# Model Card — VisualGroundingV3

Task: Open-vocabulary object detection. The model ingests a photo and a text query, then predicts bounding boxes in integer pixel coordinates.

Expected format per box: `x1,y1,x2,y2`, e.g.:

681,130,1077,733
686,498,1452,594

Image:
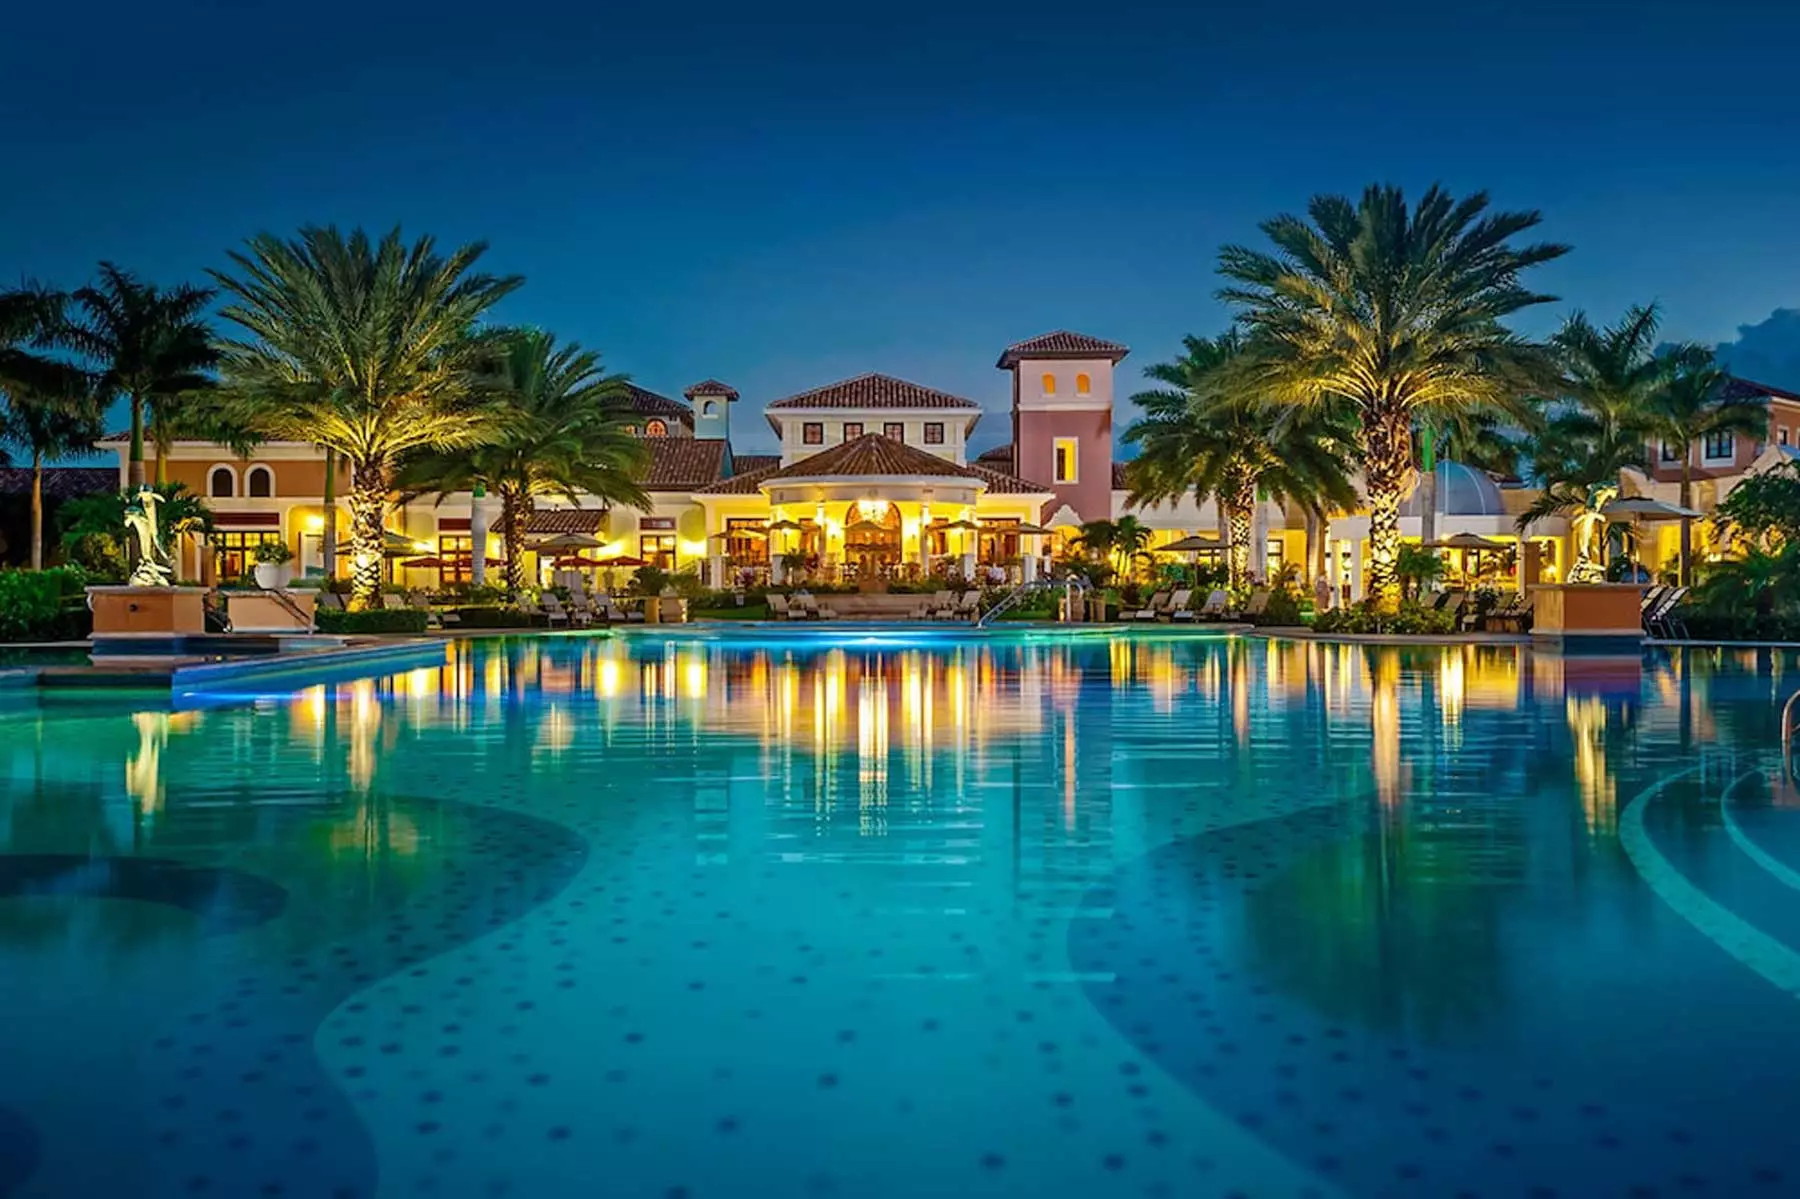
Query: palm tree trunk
500,485,531,594
347,459,388,609
1678,459,1694,587
1225,472,1257,589
321,448,339,580
1363,406,1411,609
30,449,44,571
127,395,146,490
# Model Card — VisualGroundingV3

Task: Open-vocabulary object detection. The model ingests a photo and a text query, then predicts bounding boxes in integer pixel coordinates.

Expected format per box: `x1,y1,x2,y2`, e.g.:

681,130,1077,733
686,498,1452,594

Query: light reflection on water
2,633,1800,1198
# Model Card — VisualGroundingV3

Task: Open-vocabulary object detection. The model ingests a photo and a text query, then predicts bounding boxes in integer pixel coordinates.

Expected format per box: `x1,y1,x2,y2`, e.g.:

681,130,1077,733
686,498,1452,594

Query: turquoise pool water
2,631,1799,1197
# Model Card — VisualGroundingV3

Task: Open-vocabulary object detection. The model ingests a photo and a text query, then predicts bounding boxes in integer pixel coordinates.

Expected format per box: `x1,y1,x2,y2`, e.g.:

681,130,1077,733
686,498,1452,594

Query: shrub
447,606,540,629
253,541,295,565
631,566,670,597
1312,600,1455,636
315,607,429,634
1251,589,1304,627
0,570,76,641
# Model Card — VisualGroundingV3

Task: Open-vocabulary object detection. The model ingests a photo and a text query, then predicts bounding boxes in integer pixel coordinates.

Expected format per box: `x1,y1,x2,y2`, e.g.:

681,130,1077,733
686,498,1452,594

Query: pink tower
996,331,1129,524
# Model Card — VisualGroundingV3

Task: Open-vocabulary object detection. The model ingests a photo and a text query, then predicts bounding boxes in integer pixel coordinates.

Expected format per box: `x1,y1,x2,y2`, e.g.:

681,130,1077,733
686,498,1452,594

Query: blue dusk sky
5,0,1800,456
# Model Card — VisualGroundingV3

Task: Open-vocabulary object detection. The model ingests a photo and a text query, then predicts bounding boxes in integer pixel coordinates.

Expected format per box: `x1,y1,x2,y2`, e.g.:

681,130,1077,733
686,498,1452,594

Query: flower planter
253,563,292,591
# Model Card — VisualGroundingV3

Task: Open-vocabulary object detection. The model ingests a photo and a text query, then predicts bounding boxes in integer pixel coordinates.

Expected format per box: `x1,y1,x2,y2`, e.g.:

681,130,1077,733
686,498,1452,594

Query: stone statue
1566,482,1619,585
125,487,175,587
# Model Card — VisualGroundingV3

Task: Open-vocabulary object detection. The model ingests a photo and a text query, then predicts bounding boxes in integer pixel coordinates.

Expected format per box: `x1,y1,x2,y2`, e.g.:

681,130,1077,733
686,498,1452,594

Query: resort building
82,332,1796,599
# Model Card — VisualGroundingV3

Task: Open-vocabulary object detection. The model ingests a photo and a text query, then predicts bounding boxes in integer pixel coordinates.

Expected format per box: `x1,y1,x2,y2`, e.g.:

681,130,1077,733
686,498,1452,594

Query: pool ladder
1782,690,1800,784
976,577,1086,628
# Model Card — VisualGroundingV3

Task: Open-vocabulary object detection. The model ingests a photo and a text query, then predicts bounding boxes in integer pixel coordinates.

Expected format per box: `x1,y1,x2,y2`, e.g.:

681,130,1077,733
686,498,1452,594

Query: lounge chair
1647,586,1689,639
1127,591,1170,621
914,591,949,619
1238,588,1271,619
318,592,346,612
381,592,407,612
1160,588,1194,622
796,593,839,620
564,593,596,628
540,594,572,628
1186,589,1229,621
767,593,795,620
930,591,970,620
1483,593,1531,633
950,591,980,622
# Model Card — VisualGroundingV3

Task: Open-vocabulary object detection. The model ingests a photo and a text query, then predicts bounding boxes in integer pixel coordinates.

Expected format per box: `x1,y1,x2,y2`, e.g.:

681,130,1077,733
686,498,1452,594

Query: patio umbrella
552,555,606,568
767,519,803,532
709,527,768,540
1601,497,1702,519
597,555,649,568
1425,533,1508,550
1010,523,1055,535
1160,534,1224,553
337,531,428,558
530,532,604,551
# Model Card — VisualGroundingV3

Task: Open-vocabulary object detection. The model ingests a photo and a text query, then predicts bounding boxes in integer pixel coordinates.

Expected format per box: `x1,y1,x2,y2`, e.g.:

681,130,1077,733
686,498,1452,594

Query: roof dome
1400,461,1506,517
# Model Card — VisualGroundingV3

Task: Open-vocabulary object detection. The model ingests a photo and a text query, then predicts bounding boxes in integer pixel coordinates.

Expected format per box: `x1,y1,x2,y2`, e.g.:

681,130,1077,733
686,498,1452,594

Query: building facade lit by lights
87,331,1800,598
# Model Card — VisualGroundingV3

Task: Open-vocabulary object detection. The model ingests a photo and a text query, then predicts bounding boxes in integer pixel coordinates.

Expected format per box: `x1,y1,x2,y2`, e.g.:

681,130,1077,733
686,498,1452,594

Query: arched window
208,465,236,498
701,400,718,417
646,419,668,437
1075,372,1091,396
1041,373,1056,397
246,465,274,497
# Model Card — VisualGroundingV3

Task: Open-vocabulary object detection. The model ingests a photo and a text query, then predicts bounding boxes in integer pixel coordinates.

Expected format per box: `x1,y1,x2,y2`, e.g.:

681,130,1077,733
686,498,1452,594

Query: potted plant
252,540,296,590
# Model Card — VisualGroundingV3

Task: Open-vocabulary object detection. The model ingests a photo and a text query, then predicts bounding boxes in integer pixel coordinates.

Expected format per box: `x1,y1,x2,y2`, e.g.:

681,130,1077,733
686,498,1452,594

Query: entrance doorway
843,501,902,579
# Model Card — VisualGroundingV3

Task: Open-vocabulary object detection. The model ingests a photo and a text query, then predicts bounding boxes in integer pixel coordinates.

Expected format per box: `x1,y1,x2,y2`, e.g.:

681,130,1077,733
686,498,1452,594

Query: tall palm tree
1218,184,1566,606
1124,332,1358,588
0,286,99,568
61,264,217,489
396,328,651,591
1516,305,1699,577
1647,348,1766,584
2,373,103,570
209,226,523,607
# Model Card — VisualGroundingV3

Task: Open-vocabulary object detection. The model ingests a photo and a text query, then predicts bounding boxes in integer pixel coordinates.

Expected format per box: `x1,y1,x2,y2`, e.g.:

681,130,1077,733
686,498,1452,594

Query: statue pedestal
1528,583,1644,649
224,590,316,634
86,586,209,636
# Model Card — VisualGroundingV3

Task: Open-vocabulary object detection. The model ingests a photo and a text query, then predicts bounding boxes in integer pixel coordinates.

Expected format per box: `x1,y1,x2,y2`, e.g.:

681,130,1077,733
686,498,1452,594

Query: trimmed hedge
447,606,542,629
315,607,429,635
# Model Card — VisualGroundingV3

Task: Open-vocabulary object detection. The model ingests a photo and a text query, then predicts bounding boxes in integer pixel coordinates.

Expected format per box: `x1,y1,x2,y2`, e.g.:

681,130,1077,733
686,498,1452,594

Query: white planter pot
253,563,292,590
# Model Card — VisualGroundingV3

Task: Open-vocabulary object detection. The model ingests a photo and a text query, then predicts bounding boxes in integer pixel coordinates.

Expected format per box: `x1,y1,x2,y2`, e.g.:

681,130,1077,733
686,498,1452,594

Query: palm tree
60,264,217,489
1646,348,1766,584
1,286,99,569
1218,184,1566,606
1124,332,1358,588
2,373,103,570
208,226,522,608
396,328,651,591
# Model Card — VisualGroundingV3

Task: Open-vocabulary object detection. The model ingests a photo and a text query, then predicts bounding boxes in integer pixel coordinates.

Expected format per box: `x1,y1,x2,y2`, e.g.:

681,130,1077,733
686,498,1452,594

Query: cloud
1714,308,1800,389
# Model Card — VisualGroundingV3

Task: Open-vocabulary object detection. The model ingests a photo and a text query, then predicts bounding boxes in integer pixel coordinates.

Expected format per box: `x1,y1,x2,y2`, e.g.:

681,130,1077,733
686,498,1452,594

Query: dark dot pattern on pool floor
1069,791,1800,1197
0,781,587,1199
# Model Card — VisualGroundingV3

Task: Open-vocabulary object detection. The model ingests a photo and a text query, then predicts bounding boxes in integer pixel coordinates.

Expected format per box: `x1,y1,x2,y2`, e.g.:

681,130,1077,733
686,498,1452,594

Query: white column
771,554,785,586
1325,538,1339,609
1349,539,1364,602
711,554,727,588
470,492,491,587
1022,550,1037,584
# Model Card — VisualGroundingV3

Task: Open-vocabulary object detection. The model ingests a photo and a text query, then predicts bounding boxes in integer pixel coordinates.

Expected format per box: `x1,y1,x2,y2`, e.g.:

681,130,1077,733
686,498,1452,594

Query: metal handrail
976,576,1085,627
1783,689,1800,761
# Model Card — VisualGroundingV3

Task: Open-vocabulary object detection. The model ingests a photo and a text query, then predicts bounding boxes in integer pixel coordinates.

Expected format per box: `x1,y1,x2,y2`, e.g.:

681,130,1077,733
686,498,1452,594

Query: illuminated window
212,531,276,581
1076,372,1090,396
844,422,863,441
1041,373,1056,396
438,535,472,584
803,422,824,445
640,534,677,568
246,465,273,497
646,419,668,437
923,422,944,445
1053,437,1079,484
883,422,904,440
1703,431,1734,461
208,465,235,497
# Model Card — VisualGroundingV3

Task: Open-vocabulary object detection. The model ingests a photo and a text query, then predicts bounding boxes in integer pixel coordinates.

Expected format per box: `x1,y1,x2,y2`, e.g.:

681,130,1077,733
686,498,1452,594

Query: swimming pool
1,631,1797,1197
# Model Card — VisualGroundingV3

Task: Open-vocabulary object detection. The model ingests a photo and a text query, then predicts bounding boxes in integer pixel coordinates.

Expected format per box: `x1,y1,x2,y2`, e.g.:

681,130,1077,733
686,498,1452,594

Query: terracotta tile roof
766,433,979,480
1724,376,1800,405
695,461,781,495
641,438,728,491
967,464,1055,495
996,330,1129,368
526,508,607,534
733,453,780,473
624,384,692,427
684,379,739,401
0,466,119,499
766,373,981,411
974,444,1015,467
